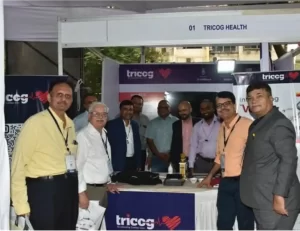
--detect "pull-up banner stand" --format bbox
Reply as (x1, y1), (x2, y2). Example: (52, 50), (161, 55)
(5, 75), (67, 158)
(233, 70), (300, 184)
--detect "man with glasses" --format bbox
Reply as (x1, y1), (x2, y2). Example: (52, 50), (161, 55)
(76, 102), (118, 215)
(146, 100), (178, 172)
(106, 100), (141, 172)
(198, 91), (255, 230)
(73, 94), (98, 132)
(11, 80), (79, 230)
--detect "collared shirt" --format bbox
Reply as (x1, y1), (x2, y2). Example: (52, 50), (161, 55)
(182, 118), (193, 156)
(11, 107), (77, 215)
(188, 116), (220, 167)
(214, 114), (253, 177)
(124, 121), (134, 157)
(145, 115), (179, 154)
(76, 123), (111, 193)
(132, 113), (150, 150)
(73, 111), (89, 132)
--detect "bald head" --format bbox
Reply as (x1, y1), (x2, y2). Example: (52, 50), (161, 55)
(157, 100), (170, 118)
(178, 101), (192, 120)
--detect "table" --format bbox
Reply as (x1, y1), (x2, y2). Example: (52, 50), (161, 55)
(105, 180), (220, 230)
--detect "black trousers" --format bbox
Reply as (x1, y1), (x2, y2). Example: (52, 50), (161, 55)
(26, 173), (79, 230)
(125, 157), (137, 171)
(217, 177), (255, 230)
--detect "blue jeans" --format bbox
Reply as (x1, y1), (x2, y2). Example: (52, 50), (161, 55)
(151, 155), (168, 173)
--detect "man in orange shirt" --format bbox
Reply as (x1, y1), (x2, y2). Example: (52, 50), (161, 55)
(198, 91), (255, 230)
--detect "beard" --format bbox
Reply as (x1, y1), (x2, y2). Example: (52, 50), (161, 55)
(180, 114), (190, 120)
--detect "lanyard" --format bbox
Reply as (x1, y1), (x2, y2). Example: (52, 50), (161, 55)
(100, 132), (109, 157)
(47, 109), (69, 153)
(223, 116), (241, 151)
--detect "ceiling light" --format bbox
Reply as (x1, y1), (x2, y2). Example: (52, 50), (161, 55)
(217, 60), (236, 73)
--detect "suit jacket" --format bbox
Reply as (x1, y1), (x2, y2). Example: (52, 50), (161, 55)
(240, 107), (300, 210)
(106, 118), (141, 172)
(170, 117), (200, 172)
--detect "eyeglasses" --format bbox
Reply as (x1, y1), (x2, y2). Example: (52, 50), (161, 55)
(90, 112), (108, 118)
(216, 101), (232, 110)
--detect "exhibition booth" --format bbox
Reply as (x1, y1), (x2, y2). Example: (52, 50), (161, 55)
(56, 8), (300, 230)
(3, 5), (300, 231)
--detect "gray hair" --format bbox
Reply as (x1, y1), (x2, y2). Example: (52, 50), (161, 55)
(88, 102), (109, 113)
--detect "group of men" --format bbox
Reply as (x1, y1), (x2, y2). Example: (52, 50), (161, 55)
(10, 79), (300, 230)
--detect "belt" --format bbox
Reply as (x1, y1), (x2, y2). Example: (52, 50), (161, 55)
(197, 155), (214, 162)
(223, 176), (240, 180)
(26, 173), (77, 182)
(87, 183), (106, 187)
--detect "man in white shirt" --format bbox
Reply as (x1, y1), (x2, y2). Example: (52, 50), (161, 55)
(73, 94), (98, 132)
(76, 102), (118, 210)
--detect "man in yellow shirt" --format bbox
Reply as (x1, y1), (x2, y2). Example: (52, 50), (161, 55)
(11, 80), (78, 230)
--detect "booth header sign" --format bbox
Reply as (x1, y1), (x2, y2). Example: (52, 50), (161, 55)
(60, 11), (300, 47)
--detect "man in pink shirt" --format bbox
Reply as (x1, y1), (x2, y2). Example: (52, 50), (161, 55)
(170, 101), (200, 172)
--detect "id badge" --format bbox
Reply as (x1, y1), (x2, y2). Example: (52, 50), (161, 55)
(65, 154), (76, 173)
(107, 159), (114, 174)
(220, 153), (225, 170)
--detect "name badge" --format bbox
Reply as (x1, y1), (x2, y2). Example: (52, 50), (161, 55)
(65, 154), (76, 173)
(220, 153), (225, 170)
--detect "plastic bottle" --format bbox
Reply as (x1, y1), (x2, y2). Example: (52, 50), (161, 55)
(168, 164), (173, 174)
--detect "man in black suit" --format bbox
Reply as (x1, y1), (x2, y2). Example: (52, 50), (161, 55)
(240, 82), (300, 230)
(170, 101), (200, 172)
(106, 100), (141, 172)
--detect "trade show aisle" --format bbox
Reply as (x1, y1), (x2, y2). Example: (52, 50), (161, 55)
(105, 182), (221, 230)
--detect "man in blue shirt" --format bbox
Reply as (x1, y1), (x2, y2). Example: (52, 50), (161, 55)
(146, 100), (178, 172)
(73, 94), (98, 132)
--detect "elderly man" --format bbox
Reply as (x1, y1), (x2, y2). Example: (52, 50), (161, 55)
(76, 102), (119, 212)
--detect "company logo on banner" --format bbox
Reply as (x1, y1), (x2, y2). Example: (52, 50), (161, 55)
(116, 214), (181, 230)
(234, 71), (300, 85)
(120, 64), (260, 84)
(5, 75), (67, 158)
(105, 191), (195, 230)
(233, 70), (300, 135)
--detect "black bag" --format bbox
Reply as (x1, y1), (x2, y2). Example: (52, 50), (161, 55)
(111, 171), (162, 185)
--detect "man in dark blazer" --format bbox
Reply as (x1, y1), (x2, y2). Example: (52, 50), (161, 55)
(240, 81), (300, 230)
(170, 101), (200, 172)
(106, 100), (141, 172)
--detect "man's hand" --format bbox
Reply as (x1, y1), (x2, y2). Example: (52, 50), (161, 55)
(79, 191), (89, 209)
(157, 153), (169, 162)
(197, 175), (213, 188)
(107, 183), (120, 194)
(273, 195), (288, 216)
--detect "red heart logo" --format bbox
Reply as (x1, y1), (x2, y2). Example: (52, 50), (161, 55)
(159, 68), (172, 79)
(288, 72), (299, 80)
(35, 91), (48, 104)
(162, 216), (181, 230)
